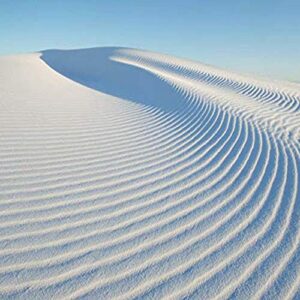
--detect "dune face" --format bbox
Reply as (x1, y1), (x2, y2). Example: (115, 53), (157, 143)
(0, 47), (299, 299)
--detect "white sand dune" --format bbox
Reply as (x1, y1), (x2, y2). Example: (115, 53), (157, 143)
(0, 47), (299, 299)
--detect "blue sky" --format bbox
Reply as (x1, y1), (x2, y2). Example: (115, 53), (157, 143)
(0, 0), (299, 81)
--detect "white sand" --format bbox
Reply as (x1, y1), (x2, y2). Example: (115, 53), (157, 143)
(0, 47), (299, 299)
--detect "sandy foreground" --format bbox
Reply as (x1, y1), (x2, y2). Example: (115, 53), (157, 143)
(0, 47), (299, 299)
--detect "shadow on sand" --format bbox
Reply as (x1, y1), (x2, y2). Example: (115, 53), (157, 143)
(41, 47), (185, 113)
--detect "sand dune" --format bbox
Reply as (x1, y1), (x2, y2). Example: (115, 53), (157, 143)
(0, 47), (299, 299)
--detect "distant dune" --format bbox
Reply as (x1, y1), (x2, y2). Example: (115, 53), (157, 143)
(0, 47), (299, 299)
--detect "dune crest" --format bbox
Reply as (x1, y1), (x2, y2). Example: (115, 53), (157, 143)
(0, 47), (299, 299)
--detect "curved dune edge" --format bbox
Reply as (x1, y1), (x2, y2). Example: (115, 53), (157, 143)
(0, 47), (299, 299)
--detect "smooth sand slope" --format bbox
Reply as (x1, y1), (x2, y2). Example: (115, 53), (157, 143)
(0, 47), (300, 299)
